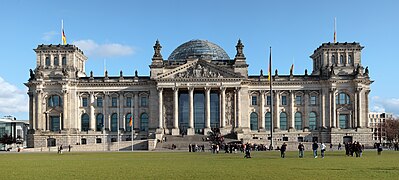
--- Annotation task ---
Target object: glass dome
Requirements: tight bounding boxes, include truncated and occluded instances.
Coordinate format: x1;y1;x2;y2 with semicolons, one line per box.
168;39;230;61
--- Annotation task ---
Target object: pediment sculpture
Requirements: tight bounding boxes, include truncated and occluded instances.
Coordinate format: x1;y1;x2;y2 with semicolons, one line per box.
174;63;223;79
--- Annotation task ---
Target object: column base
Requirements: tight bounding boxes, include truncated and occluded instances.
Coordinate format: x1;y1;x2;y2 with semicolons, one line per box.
288;127;295;132
171;128;180;135
186;128;195;136
203;128;212;135
258;128;266;132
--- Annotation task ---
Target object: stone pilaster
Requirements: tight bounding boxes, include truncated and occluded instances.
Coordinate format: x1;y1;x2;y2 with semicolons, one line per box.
236;87;241;128
289;90;295;131
260;90;265;130
274;90;280;130
204;87;211;134
89;92;95;131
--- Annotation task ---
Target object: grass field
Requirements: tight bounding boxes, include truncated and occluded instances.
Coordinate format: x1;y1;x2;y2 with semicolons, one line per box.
0;150;398;180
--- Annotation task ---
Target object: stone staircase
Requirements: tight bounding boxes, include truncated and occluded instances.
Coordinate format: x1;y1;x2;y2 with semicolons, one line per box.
154;134;239;151
155;135;210;151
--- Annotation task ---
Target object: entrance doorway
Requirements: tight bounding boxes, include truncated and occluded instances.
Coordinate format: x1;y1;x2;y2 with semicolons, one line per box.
343;136;353;143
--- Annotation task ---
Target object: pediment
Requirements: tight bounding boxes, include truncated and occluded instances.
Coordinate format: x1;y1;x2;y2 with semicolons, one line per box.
156;60;242;80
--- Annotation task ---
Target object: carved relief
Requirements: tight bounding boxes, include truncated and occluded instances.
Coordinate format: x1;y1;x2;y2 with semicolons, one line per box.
174;63;223;79
163;92;174;128
225;90;235;126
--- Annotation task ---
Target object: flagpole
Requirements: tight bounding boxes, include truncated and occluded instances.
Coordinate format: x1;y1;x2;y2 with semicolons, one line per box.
269;47;274;149
61;20;64;45
134;105;136;151
334;17;337;43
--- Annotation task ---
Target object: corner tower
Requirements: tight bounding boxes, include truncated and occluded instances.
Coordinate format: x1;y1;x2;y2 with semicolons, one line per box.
310;42;364;77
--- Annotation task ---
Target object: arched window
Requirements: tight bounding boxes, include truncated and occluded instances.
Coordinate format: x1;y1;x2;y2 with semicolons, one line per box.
331;55;335;64
336;92;350;105
96;114;104;131
62;57;67;66
250;112;258;131
348;55;352;64
125;113;133;131
280;112;287;130
265;112;271;130
48;95;62;107
140;113;149;131
295;112;302;130
340;55;344;64
309;112;317;130
45;57;50;66
81;113;90;131
111;113;118;132
54;57;59;66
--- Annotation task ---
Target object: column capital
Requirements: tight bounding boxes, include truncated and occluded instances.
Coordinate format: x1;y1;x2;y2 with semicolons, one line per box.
204;87;211;92
356;87;363;93
260;90;266;95
172;87;179;92
329;88;337;93
157;87;163;92
220;87;226;92
188;87;194;92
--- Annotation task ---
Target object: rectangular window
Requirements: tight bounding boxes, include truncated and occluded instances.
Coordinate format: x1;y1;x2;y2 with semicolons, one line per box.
82;97;88;107
251;96;257;106
97;97;103;107
141;97;148;107
96;138;102;144
111;97;117;107
266;96;271;105
310;96;317;105
81;138;87;145
281;96;287;105
295;96;302;105
126;97;132;107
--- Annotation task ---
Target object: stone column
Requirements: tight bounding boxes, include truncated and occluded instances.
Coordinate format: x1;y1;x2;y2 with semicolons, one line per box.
134;92;139;130
89;92;95;131
119;93;124;131
236;87;241;128
187;87;194;135
172;87;179;135
274;91;280;130
321;90;326;128
158;88;163;129
204;87;211;133
354;89;358;128
220;87;226;128
357;88;363;128
304;92;309;129
290;90;295;130
260;91;265;130
36;90;43;130
29;92;35;130
332;89;337;128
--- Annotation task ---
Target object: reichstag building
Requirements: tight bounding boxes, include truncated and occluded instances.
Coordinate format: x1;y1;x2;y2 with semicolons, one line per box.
25;39;373;149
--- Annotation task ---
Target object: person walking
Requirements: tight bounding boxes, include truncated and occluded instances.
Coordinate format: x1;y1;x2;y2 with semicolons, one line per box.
312;141;319;158
280;143;287;158
298;143;305;158
321;142;326;158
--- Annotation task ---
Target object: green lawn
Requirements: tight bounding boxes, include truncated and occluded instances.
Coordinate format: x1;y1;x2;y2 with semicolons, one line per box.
0;150;398;180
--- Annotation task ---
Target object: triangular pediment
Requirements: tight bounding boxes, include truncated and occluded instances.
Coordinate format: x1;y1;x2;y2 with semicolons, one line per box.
156;60;242;80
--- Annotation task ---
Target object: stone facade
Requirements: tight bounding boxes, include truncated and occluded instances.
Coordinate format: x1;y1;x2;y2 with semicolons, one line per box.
25;40;373;150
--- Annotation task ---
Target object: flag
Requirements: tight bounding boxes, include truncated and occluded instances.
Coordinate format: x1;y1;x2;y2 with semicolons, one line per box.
290;64;294;74
129;116;133;127
62;20;67;45
268;47;272;81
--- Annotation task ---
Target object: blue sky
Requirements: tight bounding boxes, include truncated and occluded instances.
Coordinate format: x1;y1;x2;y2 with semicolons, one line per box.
0;0;398;119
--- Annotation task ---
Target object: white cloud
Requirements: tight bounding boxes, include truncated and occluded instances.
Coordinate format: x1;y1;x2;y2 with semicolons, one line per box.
42;31;58;42
371;96;399;117
0;77;28;115
73;39;135;58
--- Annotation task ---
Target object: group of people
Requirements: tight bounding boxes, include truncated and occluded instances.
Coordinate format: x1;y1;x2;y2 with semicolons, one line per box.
344;141;364;157
188;143;206;152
